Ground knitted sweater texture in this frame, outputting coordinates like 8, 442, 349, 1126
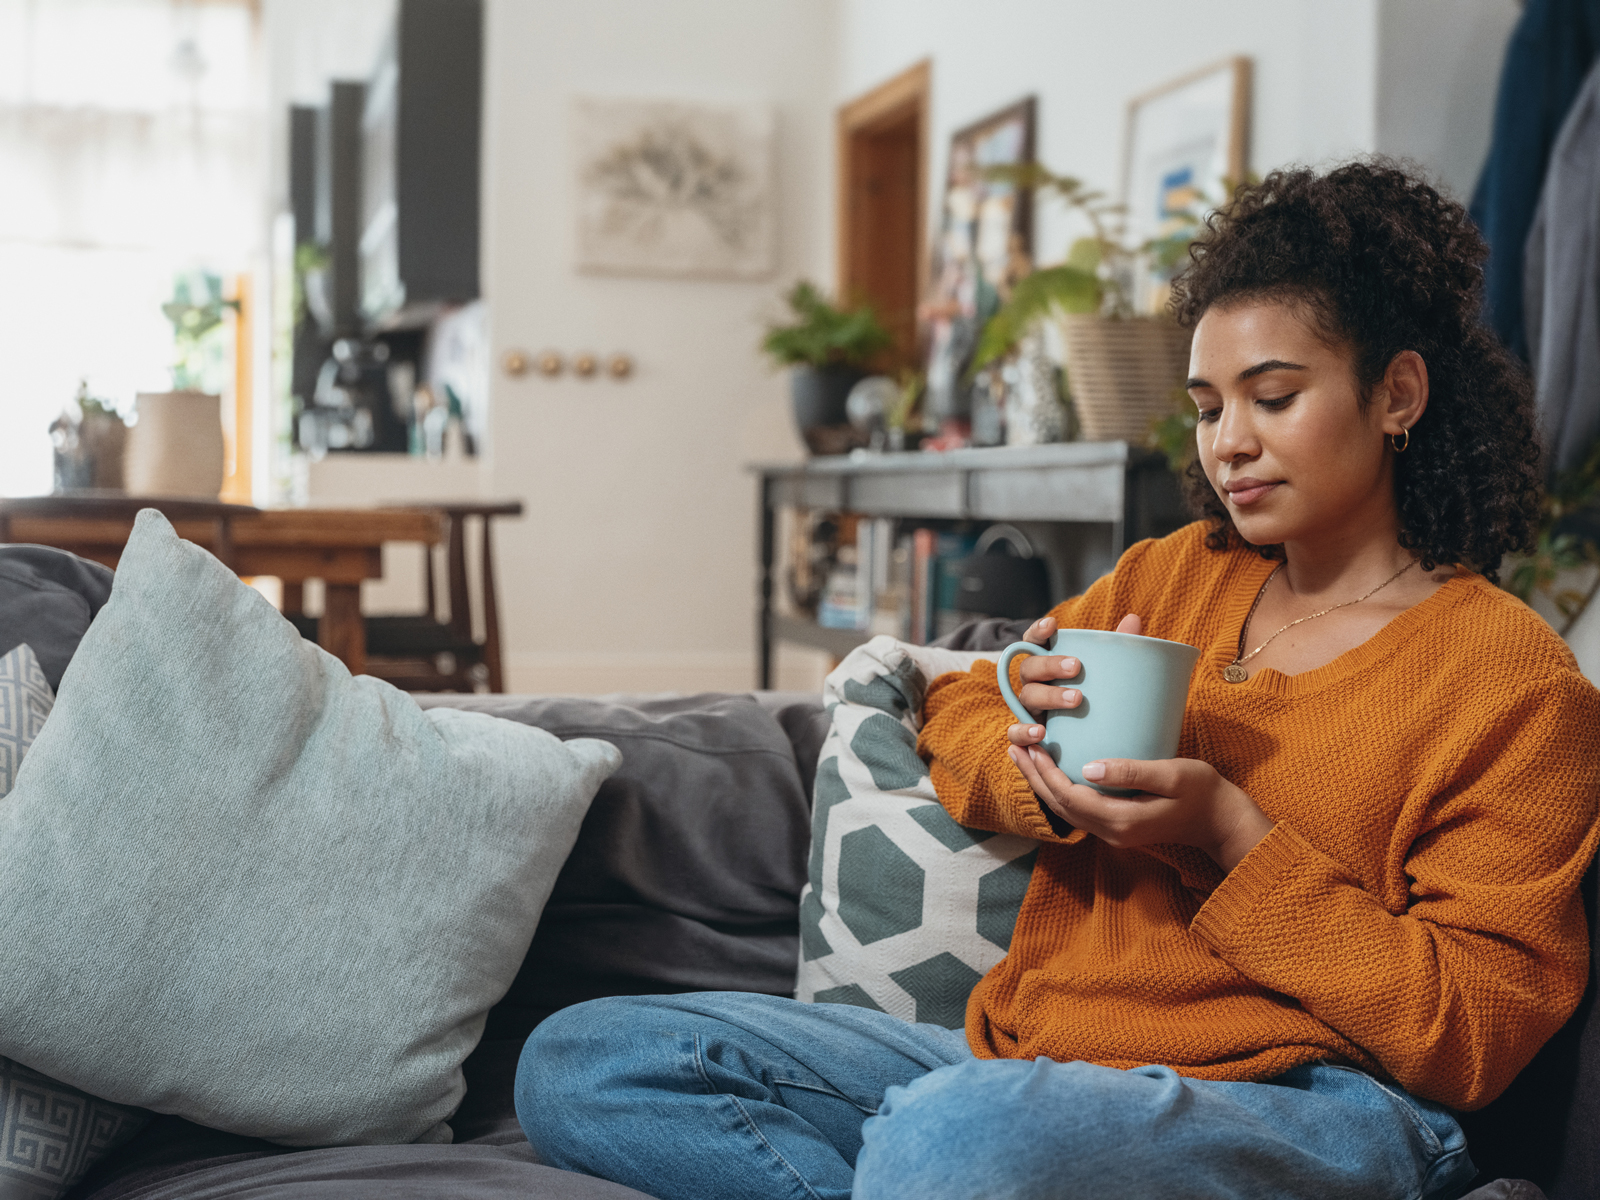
918, 522, 1600, 1110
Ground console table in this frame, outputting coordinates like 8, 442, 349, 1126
751, 442, 1185, 688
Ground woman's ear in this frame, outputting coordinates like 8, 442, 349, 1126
1379, 350, 1429, 436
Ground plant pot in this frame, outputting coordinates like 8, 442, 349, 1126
80, 414, 128, 490
1056, 315, 1193, 444
790, 364, 866, 456
124, 391, 225, 499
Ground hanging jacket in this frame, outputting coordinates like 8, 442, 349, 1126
1470, 0, 1600, 360
1525, 60, 1600, 480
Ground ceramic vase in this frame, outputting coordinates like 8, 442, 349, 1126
124, 392, 225, 498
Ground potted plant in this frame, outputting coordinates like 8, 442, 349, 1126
972, 164, 1205, 444
762, 281, 893, 455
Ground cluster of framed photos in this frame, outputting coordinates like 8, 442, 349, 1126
924, 57, 1251, 396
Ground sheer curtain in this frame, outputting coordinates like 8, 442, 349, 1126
0, 0, 264, 497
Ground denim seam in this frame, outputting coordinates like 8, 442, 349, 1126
773, 1075, 879, 1116
691, 1033, 823, 1200
1318, 1064, 1444, 1160
1413, 1143, 1474, 1200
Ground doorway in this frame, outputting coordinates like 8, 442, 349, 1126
836, 61, 930, 372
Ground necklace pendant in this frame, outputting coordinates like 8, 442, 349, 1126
1222, 663, 1249, 683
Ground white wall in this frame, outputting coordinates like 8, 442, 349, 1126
1374, 0, 1519, 202
838, 0, 1382, 266
480, 0, 836, 693
838, 0, 1513, 259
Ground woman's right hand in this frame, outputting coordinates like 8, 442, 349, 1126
1007, 613, 1142, 748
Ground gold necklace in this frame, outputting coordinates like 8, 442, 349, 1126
1222, 560, 1416, 683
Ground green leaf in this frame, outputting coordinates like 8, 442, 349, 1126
1065, 237, 1102, 273
761, 280, 893, 368
970, 265, 1100, 369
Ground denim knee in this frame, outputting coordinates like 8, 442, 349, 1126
854, 1057, 1180, 1200
514, 995, 648, 1158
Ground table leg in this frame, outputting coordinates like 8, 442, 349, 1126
320, 583, 366, 676
479, 516, 505, 693
758, 477, 775, 690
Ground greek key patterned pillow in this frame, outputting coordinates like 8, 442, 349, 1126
796, 636, 1038, 1029
0, 644, 149, 1197
0, 1059, 146, 1200
0, 644, 53, 797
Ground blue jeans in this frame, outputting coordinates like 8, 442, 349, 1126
515, 991, 1476, 1200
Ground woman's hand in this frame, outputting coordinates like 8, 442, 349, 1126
1007, 748, 1274, 873
1007, 613, 1142, 747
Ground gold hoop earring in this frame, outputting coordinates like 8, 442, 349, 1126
1390, 428, 1410, 453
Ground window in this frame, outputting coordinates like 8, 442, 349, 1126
0, 0, 262, 497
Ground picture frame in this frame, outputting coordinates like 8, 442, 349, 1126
922, 96, 1037, 426
1122, 57, 1251, 305
571, 96, 776, 280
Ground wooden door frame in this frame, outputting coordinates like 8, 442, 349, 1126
835, 59, 931, 311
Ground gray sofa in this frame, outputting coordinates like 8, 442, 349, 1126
0, 547, 1586, 1199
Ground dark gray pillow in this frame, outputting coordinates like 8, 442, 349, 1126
0, 546, 114, 692
417, 691, 815, 1041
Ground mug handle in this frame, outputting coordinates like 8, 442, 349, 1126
995, 641, 1048, 727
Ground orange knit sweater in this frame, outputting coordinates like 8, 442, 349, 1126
918, 522, 1600, 1111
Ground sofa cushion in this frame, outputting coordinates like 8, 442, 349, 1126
795, 637, 1038, 1028
0, 510, 620, 1147
0, 643, 151, 1200
0, 545, 114, 692
0, 642, 53, 796
416, 691, 815, 1041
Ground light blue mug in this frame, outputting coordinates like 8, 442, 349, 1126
996, 630, 1201, 792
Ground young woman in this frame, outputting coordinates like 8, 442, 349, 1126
515, 162, 1600, 1199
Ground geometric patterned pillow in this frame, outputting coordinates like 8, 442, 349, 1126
795, 636, 1039, 1030
0, 644, 54, 797
0, 1059, 147, 1200
0, 643, 149, 1198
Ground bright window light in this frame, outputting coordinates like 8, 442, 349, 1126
0, 0, 262, 497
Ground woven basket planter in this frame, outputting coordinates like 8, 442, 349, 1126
1057, 315, 1193, 443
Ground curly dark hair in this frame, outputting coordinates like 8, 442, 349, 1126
1168, 159, 1540, 583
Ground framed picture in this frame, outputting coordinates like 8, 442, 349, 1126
922, 96, 1037, 426
1122, 57, 1251, 307
572, 97, 776, 280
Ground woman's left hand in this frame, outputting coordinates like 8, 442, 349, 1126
1007, 747, 1275, 872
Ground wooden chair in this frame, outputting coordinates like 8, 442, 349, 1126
286, 502, 522, 693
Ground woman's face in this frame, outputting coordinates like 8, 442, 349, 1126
1186, 300, 1397, 550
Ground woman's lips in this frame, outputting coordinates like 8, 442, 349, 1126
1224, 480, 1281, 507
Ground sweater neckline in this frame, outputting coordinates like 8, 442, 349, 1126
1207, 553, 1481, 699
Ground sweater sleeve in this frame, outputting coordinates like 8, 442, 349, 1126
1191, 673, 1600, 1111
917, 541, 1153, 841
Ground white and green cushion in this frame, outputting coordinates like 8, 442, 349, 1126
0, 643, 150, 1199
0, 510, 621, 1147
0, 643, 53, 797
796, 636, 1038, 1028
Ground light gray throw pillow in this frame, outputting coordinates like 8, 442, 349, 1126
0, 644, 150, 1200
0, 510, 620, 1147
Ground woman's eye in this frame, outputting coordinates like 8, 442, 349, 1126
1196, 407, 1221, 424
1257, 393, 1298, 410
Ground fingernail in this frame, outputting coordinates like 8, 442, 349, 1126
1083, 762, 1106, 781
1032, 726, 1044, 738
1059, 689, 1079, 704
